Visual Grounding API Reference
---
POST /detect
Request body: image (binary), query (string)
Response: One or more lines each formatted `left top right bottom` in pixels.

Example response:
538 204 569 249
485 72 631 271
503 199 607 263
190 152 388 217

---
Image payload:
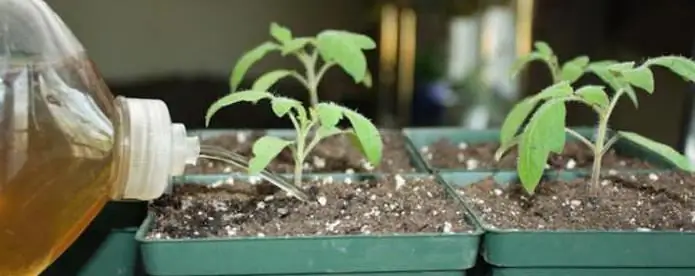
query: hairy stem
302 118 320 156
298 51 320 107
293 129 307 187
590 119 608 191
288 113 301 131
293 153 303 187
590 89 624 191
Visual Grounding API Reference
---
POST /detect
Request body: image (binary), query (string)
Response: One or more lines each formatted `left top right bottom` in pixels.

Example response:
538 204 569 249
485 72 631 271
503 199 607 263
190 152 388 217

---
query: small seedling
498 41 695 193
205 23 383 193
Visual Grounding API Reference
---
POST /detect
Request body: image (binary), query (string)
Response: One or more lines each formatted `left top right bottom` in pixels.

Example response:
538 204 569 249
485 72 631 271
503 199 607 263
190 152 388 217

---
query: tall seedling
205 23 383 190
498 41 695 193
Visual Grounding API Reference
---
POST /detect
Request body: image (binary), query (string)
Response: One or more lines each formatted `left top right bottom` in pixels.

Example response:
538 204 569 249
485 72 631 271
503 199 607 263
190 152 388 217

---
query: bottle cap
117 97 199 200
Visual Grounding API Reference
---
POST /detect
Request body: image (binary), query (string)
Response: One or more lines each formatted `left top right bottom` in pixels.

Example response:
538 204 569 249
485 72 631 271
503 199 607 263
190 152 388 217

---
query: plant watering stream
197 145 312 202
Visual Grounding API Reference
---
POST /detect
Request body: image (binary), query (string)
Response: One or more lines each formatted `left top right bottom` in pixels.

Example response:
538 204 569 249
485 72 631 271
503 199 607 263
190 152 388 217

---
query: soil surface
186 130 416 174
421 139 654 170
458 171 695 231
146 175 474 239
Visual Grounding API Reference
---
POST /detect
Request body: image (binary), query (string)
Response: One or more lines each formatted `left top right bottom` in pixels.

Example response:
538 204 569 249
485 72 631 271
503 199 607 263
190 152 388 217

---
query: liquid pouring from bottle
198 145 311 202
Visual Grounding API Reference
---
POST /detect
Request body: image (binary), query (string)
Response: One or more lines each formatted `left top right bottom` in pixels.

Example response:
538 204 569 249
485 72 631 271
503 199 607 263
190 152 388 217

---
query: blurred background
46 0 695 150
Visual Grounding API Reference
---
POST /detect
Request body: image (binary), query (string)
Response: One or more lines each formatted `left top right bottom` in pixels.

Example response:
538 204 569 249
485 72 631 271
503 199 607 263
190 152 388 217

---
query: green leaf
205 90 272 126
320 30 376 49
587 62 639 108
560 56 590 83
316 102 344 127
623 86 640 108
560 63 584 83
252 70 292 91
316 30 373 82
567 56 590 68
344 129 382 166
230 42 279 92
587 64 620 90
622 66 654 93
317 126 343 139
510 52 543 78
499 81 572 149
281 37 313 55
532 81 573 100
518 99 567 193
270 96 304 118
328 104 382 165
588 60 618 67
534 41 553 58
249 136 294 174
361 70 373 88
575 85 609 109
270 22 292 44
607 62 635 72
500 98 536 148
541 101 568 153
644 56 695 82
494 136 519 162
619 131 693 171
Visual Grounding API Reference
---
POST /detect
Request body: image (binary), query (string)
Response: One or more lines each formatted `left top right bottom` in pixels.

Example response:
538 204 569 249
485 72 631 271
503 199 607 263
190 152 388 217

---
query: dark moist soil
458 171 695 231
421 138 654 170
186 130 416 174
146 175 474 239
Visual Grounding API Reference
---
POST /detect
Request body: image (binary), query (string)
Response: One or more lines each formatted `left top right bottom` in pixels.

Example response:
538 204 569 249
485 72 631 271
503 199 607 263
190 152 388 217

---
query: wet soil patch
458 171 695 231
421 139 654 170
186 130 416 174
146 175 474 239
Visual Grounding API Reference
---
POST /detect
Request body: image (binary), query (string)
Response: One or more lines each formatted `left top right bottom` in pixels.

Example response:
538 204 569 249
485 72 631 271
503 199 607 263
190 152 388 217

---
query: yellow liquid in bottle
0 56 121 275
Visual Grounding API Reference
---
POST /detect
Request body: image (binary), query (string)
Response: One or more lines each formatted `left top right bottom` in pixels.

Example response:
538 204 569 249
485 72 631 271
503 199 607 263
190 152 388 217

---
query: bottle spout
171 123 201 175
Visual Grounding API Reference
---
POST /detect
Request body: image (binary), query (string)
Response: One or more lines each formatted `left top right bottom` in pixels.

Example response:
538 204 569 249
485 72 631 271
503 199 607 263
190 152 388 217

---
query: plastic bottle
0 0 201 274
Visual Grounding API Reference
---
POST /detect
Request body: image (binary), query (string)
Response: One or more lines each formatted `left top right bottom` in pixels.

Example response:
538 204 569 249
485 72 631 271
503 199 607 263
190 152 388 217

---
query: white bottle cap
117 97 200 200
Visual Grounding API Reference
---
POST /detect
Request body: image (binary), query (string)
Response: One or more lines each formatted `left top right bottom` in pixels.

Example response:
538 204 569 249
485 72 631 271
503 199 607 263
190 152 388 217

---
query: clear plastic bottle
0 0 200 274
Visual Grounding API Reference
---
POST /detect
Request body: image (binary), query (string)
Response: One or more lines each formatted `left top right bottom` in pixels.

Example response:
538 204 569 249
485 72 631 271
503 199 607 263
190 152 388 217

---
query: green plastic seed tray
439 171 695 276
137 174 482 276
